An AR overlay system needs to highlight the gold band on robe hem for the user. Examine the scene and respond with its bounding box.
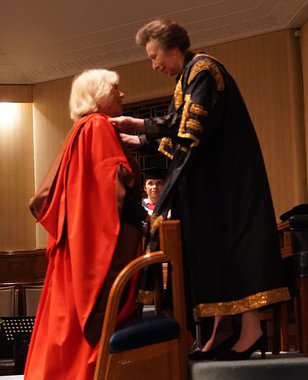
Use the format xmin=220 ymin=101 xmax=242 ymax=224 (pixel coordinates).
xmin=193 ymin=287 xmax=290 ymax=320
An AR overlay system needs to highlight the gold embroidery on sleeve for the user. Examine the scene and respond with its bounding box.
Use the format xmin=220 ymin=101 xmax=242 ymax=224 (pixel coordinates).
xmin=177 ymin=94 xmax=208 ymax=147
xmin=186 ymin=119 xmax=203 ymax=133
xmin=158 ymin=138 xmax=174 ymax=159
xmin=190 ymin=103 xmax=208 ymax=117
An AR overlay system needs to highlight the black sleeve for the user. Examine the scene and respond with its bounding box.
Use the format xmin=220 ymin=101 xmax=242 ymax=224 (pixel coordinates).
xmin=138 ymin=134 xmax=160 ymax=155
xmin=144 ymin=111 xmax=181 ymax=140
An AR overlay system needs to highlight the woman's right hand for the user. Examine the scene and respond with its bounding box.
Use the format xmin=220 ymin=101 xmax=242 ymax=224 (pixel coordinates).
xmin=109 ymin=116 xmax=145 ymax=134
xmin=119 ymin=133 xmax=141 ymax=149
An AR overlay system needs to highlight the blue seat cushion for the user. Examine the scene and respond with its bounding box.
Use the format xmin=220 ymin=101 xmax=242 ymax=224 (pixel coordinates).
xmin=109 ymin=316 xmax=180 ymax=353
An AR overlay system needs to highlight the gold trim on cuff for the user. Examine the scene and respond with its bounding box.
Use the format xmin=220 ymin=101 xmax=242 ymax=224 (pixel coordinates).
xmin=186 ymin=119 xmax=203 ymax=133
xmin=158 ymin=138 xmax=174 ymax=159
xmin=177 ymin=131 xmax=200 ymax=147
xmin=190 ymin=103 xmax=208 ymax=117
xmin=178 ymin=94 xmax=203 ymax=147
xmin=193 ymin=287 xmax=290 ymax=320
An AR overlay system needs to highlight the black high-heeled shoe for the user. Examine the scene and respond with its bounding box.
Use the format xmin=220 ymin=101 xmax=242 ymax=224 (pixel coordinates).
xmin=189 ymin=334 xmax=239 ymax=361
xmin=215 ymin=334 xmax=267 ymax=361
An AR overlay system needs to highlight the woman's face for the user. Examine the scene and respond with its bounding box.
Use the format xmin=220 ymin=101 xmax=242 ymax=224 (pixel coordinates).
xmin=145 ymin=39 xmax=184 ymax=76
xmin=100 ymin=83 xmax=124 ymax=117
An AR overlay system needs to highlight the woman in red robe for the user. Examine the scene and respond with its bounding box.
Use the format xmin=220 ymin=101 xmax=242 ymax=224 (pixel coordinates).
xmin=25 ymin=69 xmax=144 ymax=379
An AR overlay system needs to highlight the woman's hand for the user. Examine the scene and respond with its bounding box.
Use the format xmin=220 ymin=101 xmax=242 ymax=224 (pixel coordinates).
xmin=119 ymin=133 xmax=141 ymax=149
xmin=109 ymin=116 xmax=145 ymax=134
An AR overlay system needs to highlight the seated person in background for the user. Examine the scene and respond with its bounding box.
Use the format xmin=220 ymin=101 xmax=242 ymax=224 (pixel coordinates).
xmin=142 ymin=167 xmax=166 ymax=215
xmin=25 ymin=69 xmax=144 ymax=380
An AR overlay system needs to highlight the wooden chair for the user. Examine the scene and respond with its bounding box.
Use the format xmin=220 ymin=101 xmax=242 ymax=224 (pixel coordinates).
xmin=0 ymin=285 xmax=18 ymax=317
xmin=94 ymin=220 xmax=188 ymax=380
xmin=22 ymin=284 xmax=43 ymax=316
xmin=258 ymin=216 xmax=308 ymax=356
xmin=276 ymin=217 xmax=308 ymax=356
xmin=0 ymin=285 xmax=19 ymax=375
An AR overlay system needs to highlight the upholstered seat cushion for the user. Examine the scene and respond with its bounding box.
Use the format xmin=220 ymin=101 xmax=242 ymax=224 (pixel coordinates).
xmin=109 ymin=316 xmax=180 ymax=353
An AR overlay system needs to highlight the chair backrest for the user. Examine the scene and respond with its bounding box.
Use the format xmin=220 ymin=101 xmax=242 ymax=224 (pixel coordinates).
xmin=0 ymin=286 xmax=18 ymax=317
xmin=94 ymin=220 xmax=188 ymax=380
xmin=22 ymin=284 xmax=43 ymax=316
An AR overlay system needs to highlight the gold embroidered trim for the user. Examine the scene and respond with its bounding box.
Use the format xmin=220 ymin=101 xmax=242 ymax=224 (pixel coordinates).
xmin=188 ymin=58 xmax=225 ymax=91
xmin=190 ymin=103 xmax=208 ymax=117
xmin=158 ymin=138 xmax=174 ymax=159
xmin=178 ymin=94 xmax=200 ymax=147
xmin=193 ymin=287 xmax=290 ymax=320
xmin=150 ymin=213 xmax=164 ymax=236
xmin=137 ymin=290 xmax=154 ymax=305
xmin=145 ymin=213 xmax=165 ymax=253
xmin=195 ymin=53 xmax=223 ymax=66
xmin=186 ymin=119 xmax=203 ymax=133
xmin=177 ymin=131 xmax=199 ymax=147
xmin=178 ymin=145 xmax=188 ymax=153
xmin=174 ymin=74 xmax=183 ymax=110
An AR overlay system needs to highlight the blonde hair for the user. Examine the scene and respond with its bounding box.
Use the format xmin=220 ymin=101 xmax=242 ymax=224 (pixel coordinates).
xmin=69 ymin=69 xmax=119 ymax=121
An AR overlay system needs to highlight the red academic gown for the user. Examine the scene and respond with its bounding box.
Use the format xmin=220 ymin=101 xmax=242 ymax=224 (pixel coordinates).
xmin=24 ymin=113 xmax=141 ymax=380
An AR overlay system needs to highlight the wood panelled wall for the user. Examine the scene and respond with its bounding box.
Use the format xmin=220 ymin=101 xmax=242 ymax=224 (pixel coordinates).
xmin=300 ymin=21 xmax=308 ymax=192
xmin=207 ymin=29 xmax=306 ymax=217
xmin=0 ymin=102 xmax=35 ymax=249
xmin=0 ymin=28 xmax=307 ymax=249
xmin=32 ymin=78 xmax=72 ymax=247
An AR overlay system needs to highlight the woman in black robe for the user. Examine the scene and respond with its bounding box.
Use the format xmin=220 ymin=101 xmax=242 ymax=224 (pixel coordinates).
xmin=110 ymin=19 xmax=290 ymax=360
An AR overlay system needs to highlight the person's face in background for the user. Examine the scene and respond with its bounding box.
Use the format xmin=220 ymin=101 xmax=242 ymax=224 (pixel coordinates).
xmin=145 ymin=39 xmax=184 ymax=76
xmin=100 ymin=83 xmax=124 ymax=116
xmin=144 ymin=178 xmax=164 ymax=204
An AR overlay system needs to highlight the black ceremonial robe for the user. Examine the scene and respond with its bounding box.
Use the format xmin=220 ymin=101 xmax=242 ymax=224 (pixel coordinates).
xmin=143 ymin=52 xmax=289 ymax=321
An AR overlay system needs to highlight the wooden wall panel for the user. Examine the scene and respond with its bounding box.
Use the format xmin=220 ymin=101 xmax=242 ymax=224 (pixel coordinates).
xmin=0 ymin=103 xmax=35 ymax=249
xmin=300 ymin=21 xmax=308 ymax=197
xmin=0 ymin=85 xmax=32 ymax=102
xmin=114 ymin=60 xmax=175 ymax=104
xmin=205 ymin=30 xmax=306 ymax=218
xmin=32 ymin=77 xmax=72 ymax=247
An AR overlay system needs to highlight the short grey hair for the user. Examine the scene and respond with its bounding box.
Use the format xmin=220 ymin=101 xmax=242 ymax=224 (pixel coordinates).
xmin=69 ymin=69 xmax=119 ymax=121
xmin=136 ymin=19 xmax=190 ymax=53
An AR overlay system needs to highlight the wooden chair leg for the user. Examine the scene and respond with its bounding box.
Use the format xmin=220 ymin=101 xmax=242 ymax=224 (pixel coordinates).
xmin=298 ymin=278 xmax=308 ymax=356
xmin=294 ymin=295 xmax=301 ymax=351
xmin=279 ymin=302 xmax=289 ymax=351
xmin=271 ymin=306 xmax=281 ymax=354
